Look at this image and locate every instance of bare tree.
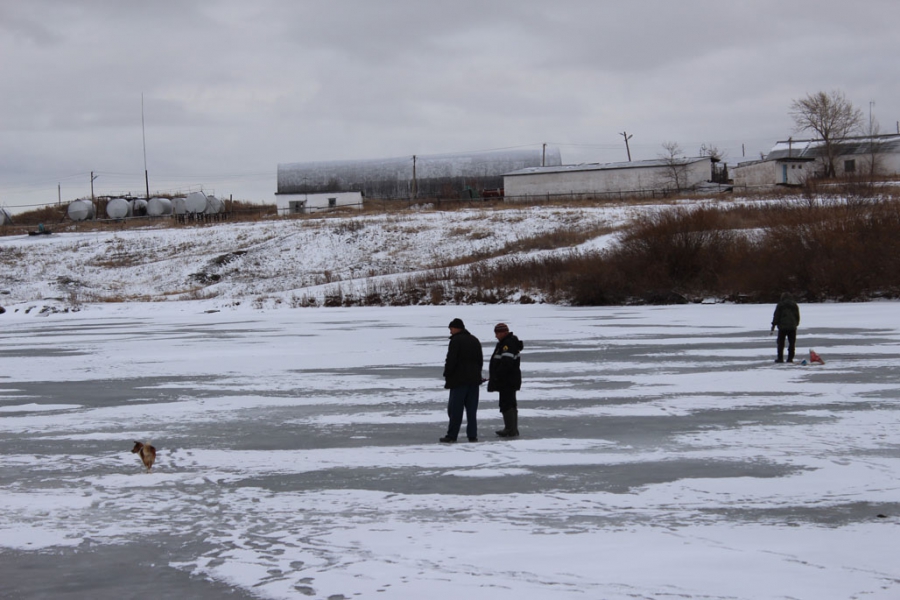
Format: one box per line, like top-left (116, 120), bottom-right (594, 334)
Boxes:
top-left (699, 143), bottom-right (725, 161)
top-left (699, 143), bottom-right (729, 183)
top-left (659, 141), bottom-right (689, 192)
top-left (789, 90), bottom-right (863, 178)
top-left (862, 117), bottom-right (886, 178)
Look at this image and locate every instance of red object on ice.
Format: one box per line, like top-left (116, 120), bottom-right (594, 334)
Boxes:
top-left (809, 349), bottom-right (825, 364)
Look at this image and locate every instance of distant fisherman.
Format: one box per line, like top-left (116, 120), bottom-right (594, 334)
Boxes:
top-left (771, 292), bottom-right (800, 363)
top-left (487, 323), bottom-right (523, 438)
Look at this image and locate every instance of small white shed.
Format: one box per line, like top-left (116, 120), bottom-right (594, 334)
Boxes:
top-left (732, 157), bottom-right (814, 189)
top-left (275, 191), bottom-right (364, 215)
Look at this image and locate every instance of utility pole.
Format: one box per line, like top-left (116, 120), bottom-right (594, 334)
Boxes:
top-left (58, 183), bottom-right (61, 206)
top-left (142, 93), bottom-right (150, 199)
top-left (542, 143), bottom-right (546, 167)
top-left (412, 155), bottom-right (417, 199)
top-left (90, 171), bottom-right (99, 219)
top-left (619, 131), bottom-right (633, 161)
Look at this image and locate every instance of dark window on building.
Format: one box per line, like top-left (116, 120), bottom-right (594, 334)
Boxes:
top-left (844, 159), bottom-right (856, 173)
top-left (328, 198), bottom-right (337, 207)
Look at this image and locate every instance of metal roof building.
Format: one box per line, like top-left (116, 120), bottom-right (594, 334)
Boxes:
top-left (758, 134), bottom-right (900, 180)
top-left (504, 157), bottom-right (714, 199)
top-left (765, 134), bottom-right (900, 161)
top-left (277, 147), bottom-right (562, 199)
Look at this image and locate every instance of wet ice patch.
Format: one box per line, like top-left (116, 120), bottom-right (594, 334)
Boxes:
top-left (0, 403), bottom-right (82, 412)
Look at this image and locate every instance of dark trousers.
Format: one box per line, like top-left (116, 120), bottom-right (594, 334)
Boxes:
top-left (446, 384), bottom-right (479, 440)
top-left (777, 328), bottom-right (797, 362)
top-left (498, 389), bottom-right (517, 412)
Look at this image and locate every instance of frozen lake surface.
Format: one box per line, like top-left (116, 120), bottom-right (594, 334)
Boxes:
top-left (1, 302), bottom-right (899, 599)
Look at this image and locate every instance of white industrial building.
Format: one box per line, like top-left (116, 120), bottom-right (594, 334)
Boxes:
top-left (275, 191), bottom-right (364, 215)
top-left (734, 134), bottom-right (900, 189)
top-left (503, 157), bottom-right (714, 199)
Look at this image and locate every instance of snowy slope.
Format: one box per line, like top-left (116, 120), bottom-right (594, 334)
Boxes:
top-left (1, 204), bottom-right (638, 311)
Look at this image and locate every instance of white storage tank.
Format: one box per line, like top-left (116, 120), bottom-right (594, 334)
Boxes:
top-left (185, 191), bottom-right (208, 214)
top-left (147, 197), bottom-right (172, 216)
top-left (205, 195), bottom-right (225, 214)
top-left (106, 197), bottom-right (133, 219)
top-left (67, 199), bottom-right (95, 221)
top-left (132, 198), bottom-right (148, 216)
top-left (171, 197), bottom-right (187, 215)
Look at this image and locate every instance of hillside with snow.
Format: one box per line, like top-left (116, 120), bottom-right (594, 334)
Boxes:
top-left (1, 203), bottom-right (644, 313)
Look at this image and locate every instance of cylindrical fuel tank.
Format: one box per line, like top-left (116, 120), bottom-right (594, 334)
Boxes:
top-left (67, 199), bottom-right (95, 221)
top-left (106, 198), bottom-right (133, 219)
top-left (171, 197), bottom-right (187, 215)
top-left (132, 198), bottom-right (148, 216)
top-left (205, 195), bottom-right (225, 214)
top-left (185, 192), bottom-right (208, 214)
top-left (147, 197), bottom-right (172, 216)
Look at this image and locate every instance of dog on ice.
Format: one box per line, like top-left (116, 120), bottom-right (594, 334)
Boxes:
top-left (131, 441), bottom-right (156, 471)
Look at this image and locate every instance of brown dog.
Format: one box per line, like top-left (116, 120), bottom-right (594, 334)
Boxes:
top-left (131, 441), bottom-right (156, 471)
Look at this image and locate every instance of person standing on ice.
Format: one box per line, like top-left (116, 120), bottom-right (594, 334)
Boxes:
top-left (771, 292), bottom-right (800, 363)
top-left (440, 318), bottom-right (483, 443)
top-left (487, 322), bottom-right (523, 438)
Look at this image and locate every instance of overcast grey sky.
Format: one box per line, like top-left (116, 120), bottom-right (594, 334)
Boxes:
top-left (1, 0), bottom-right (898, 213)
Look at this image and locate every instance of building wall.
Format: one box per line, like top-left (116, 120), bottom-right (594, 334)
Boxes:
top-left (733, 160), bottom-right (812, 188)
top-left (275, 191), bottom-right (363, 215)
top-left (732, 161), bottom-right (773, 188)
top-left (766, 135), bottom-right (900, 179)
top-left (833, 152), bottom-right (900, 178)
top-left (504, 160), bottom-right (710, 198)
top-left (277, 147), bottom-right (562, 199)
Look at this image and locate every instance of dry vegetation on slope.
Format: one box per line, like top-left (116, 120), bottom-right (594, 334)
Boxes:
top-left (3, 187), bottom-right (900, 310)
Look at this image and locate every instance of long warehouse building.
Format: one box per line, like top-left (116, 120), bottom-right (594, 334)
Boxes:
top-left (276, 147), bottom-right (562, 200)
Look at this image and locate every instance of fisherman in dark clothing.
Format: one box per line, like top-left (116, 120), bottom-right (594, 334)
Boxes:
top-left (487, 322), bottom-right (523, 438)
top-left (771, 292), bottom-right (801, 363)
top-left (440, 318), bottom-right (483, 443)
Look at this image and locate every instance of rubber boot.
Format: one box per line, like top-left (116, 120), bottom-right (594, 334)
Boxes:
top-left (506, 409), bottom-right (519, 438)
top-left (495, 410), bottom-right (511, 437)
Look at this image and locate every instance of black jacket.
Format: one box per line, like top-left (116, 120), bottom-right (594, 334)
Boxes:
top-left (488, 333), bottom-right (523, 392)
top-left (772, 293), bottom-right (800, 331)
top-left (443, 329), bottom-right (483, 389)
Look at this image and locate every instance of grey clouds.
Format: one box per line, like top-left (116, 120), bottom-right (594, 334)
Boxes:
top-left (1, 0), bottom-right (898, 212)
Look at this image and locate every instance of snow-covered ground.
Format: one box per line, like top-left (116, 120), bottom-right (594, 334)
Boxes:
top-left (1, 300), bottom-right (899, 599)
top-left (2, 204), bottom-right (900, 598)
top-left (0, 204), bottom-right (633, 310)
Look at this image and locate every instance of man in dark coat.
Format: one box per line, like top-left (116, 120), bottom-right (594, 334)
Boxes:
top-left (440, 318), bottom-right (483, 443)
top-left (771, 292), bottom-right (801, 363)
top-left (487, 323), bottom-right (523, 438)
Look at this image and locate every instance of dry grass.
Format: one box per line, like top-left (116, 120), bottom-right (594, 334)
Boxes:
top-left (458, 194), bottom-right (900, 305)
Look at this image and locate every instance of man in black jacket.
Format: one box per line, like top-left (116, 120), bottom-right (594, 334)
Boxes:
top-left (441, 318), bottom-right (483, 443)
top-left (771, 292), bottom-right (801, 363)
top-left (487, 323), bottom-right (523, 438)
